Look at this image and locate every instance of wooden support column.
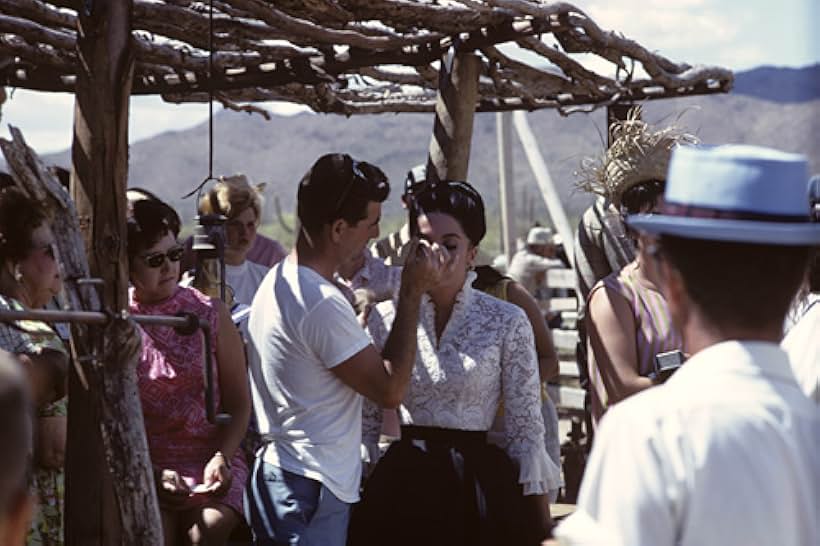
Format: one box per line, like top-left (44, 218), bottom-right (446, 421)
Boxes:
top-left (512, 111), bottom-right (575, 267)
top-left (496, 111), bottom-right (516, 266)
top-left (425, 49), bottom-right (481, 183)
top-left (67, 0), bottom-right (162, 544)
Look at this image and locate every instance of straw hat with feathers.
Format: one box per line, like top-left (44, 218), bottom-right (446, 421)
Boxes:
top-left (576, 106), bottom-right (698, 208)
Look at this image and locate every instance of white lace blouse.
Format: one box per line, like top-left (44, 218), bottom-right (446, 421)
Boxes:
top-left (364, 272), bottom-right (556, 495)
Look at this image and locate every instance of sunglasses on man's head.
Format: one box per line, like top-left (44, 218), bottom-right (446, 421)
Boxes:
top-left (140, 245), bottom-right (184, 268)
top-left (334, 159), bottom-right (367, 213)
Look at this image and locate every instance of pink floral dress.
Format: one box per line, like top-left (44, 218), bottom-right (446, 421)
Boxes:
top-left (130, 286), bottom-right (248, 515)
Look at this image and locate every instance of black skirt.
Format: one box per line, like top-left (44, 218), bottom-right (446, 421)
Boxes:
top-left (348, 425), bottom-right (543, 546)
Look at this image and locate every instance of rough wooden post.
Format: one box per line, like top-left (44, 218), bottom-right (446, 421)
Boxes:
top-left (66, 0), bottom-right (162, 544)
top-left (496, 111), bottom-right (516, 266)
top-left (425, 49), bottom-right (481, 183)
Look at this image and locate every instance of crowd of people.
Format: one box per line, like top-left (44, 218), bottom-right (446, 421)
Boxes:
top-left (0, 110), bottom-right (817, 546)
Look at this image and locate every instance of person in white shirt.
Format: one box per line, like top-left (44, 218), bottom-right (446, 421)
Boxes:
top-left (196, 175), bottom-right (275, 310)
top-left (555, 145), bottom-right (820, 546)
top-left (782, 247), bottom-right (819, 403)
top-left (507, 226), bottom-right (563, 298)
top-left (350, 181), bottom-right (555, 546)
top-left (245, 153), bottom-right (449, 546)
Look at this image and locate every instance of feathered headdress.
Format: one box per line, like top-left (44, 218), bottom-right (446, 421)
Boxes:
top-left (575, 106), bottom-right (698, 207)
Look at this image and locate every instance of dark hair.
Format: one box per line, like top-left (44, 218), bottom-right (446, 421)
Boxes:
top-left (0, 187), bottom-right (49, 268)
top-left (127, 188), bottom-right (181, 235)
top-left (413, 180), bottom-right (486, 246)
top-left (621, 180), bottom-right (665, 215)
top-left (660, 235), bottom-right (811, 330)
top-left (472, 265), bottom-right (508, 291)
top-left (127, 198), bottom-right (181, 264)
top-left (808, 249), bottom-right (819, 293)
top-left (297, 154), bottom-right (390, 234)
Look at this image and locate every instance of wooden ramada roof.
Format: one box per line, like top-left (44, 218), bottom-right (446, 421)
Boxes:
top-left (1, 0), bottom-right (733, 115)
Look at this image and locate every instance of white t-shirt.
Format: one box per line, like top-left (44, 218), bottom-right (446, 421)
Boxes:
top-left (247, 259), bottom-right (372, 503)
top-left (225, 260), bottom-right (270, 308)
top-left (782, 295), bottom-right (820, 403)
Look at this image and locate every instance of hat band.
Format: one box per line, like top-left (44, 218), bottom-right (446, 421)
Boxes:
top-left (661, 202), bottom-right (809, 223)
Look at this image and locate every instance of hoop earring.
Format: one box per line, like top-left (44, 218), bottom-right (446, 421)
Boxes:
top-left (13, 265), bottom-right (22, 283)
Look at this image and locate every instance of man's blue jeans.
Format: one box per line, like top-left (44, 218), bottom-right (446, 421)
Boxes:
top-left (244, 457), bottom-right (351, 546)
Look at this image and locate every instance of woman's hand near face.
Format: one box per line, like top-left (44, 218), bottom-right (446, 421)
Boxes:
top-left (399, 238), bottom-right (452, 297)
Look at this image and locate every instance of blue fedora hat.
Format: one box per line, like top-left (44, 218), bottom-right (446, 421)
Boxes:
top-left (627, 145), bottom-right (820, 245)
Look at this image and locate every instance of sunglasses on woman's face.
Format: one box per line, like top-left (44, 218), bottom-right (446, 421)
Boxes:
top-left (140, 245), bottom-right (184, 268)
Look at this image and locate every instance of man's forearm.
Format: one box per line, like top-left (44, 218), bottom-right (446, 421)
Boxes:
top-left (380, 285), bottom-right (424, 398)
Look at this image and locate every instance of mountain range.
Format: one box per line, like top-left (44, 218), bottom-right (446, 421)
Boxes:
top-left (33, 64), bottom-right (820, 241)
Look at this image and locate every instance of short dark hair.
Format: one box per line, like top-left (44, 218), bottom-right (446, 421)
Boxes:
top-left (0, 187), bottom-right (49, 269)
top-left (127, 198), bottom-right (181, 264)
top-left (621, 179), bottom-right (665, 215)
top-left (297, 153), bottom-right (389, 234)
top-left (660, 235), bottom-right (811, 330)
top-left (808, 249), bottom-right (819, 293)
top-left (414, 180), bottom-right (486, 246)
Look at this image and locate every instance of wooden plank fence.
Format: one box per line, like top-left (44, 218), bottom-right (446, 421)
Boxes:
top-left (547, 267), bottom-right (585, 414)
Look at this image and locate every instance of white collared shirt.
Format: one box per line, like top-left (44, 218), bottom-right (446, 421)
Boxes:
top-left (782, 295), bottom-right (820, 403)
top-left (556, 340), bottom-right (819, 546)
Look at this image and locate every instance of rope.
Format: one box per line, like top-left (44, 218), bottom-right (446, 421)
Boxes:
top-left (181, 0), bottom-right (218, 201)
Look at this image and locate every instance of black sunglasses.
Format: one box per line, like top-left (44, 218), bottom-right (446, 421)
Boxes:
top-left (140, 245), bottom-right (184, 268)
top-left (333, 158), bottom-right (368, 213)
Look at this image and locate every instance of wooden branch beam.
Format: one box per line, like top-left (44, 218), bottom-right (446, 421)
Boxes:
top-left (340, 0), bottom-right (509, 33)
top-left (0, 13), bottom-right (75, 50)
top-left (227, 0), bottom-right (444, 50)
top-left (0, 35), bottom-right (75, 71)
top-left (0, 0), bottom-right (75, 31)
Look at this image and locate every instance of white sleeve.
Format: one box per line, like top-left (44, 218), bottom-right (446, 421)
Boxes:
top-left (560, 401), bottom-right (681, 546)
top-left (500, 309), bottom-right (560, 495)
top-left (302, 293), bottom-right (371, 369)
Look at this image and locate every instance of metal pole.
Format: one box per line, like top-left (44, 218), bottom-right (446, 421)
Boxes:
top-left (0, 308), bottom-right (206, 329)
top-left (512, 111), bottom-right (575, 266)
top-left (497, 111), bottom-right (516, 267)
top-left (0, 308), bottom-right (228, 425)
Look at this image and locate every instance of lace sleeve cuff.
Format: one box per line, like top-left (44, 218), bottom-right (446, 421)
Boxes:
top-left (518, 443), bottom-right (563, 495)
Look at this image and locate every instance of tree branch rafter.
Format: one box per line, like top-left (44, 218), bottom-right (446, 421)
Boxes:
top-left (0, 0), bottom-right (733, 115)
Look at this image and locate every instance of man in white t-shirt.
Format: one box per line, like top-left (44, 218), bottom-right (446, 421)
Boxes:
top-left (246, 154), bottom-right (450, 546)
top-left (554, 145), bottom-right (820, 546)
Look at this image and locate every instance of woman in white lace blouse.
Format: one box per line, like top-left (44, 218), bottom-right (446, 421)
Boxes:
top-left (348, 181), bottom-right (555, 546)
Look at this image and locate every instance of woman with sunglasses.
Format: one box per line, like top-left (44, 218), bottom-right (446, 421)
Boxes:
top-left (349, 181), bottom-right (554, 546)
top-left (578, 111), bottom-right (693, 425)
top-left (127, 198), bottom-right (251, 546)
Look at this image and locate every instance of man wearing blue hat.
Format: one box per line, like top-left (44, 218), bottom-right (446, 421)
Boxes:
top-left (554, 145), bottom-right (819, 546)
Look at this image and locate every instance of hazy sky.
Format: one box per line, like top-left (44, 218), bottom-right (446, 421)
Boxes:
top-left (2, 0), bottom-right (817, 154)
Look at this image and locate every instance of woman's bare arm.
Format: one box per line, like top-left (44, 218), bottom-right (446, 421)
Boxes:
top-left (212, 300), bottom-right (251, 460)
top-left (587, 286), bottom-right (654, 404)
top-left (506, 281), bottom-right (560, 382)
